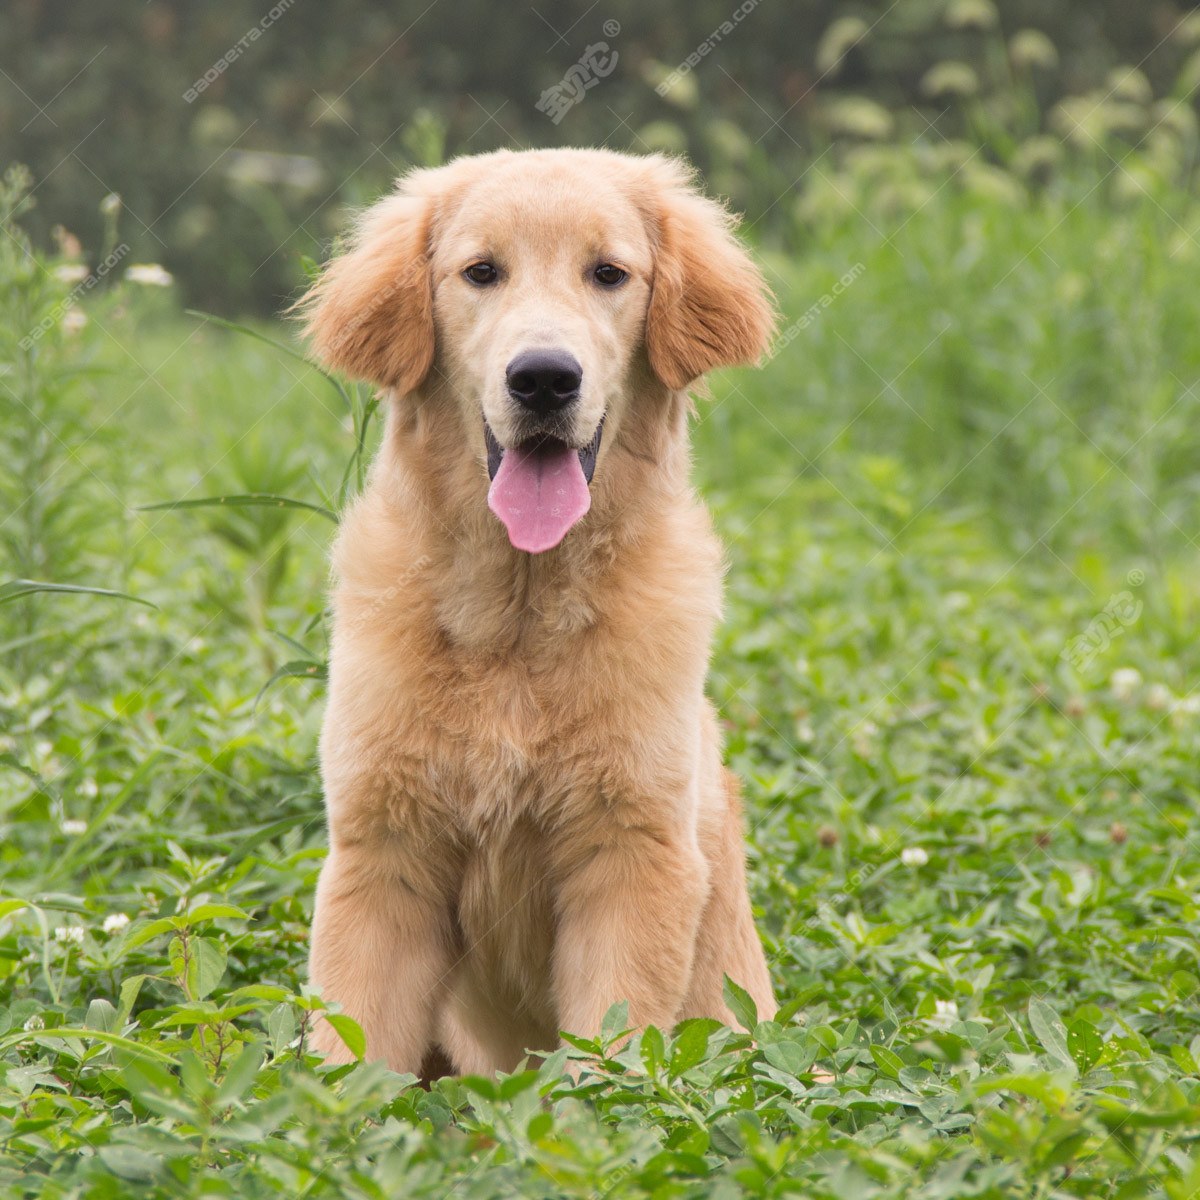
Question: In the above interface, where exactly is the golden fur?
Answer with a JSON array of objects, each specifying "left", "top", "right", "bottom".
[{"left": 300, "top": 148, "right": 777, "bottom": 1075}]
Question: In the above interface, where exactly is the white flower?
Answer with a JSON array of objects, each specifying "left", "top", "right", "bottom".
[
  {"left": 1009, "top": 28, "right": 1058, "bottom": 71},
  {"left": 54, "top": 926, "right": 84, "bottom": 945},
  {"left": 930, "top": 999, "right": 959, "bottom": 1028},
  {"left": 125, "top": 263, "right": 173, "bottom": 287},
  {"left": 54, "top": 263, "right": 90, "bottom": 284},
  {"left": 1145, "top": 683, "right": 1172, "bottom": 712},
  {"left": 1175, "top": 695, "right": 1200, "bottom": 716},
  {"left": 35, "top": 740, "right": 54, "bottom": 759},
  {"left": 946, "top": 0, "right": 998, "bottom": 31},
  {"left": 23, "top": 1014, "right": 45, "bottom": 1032},
  {"left": 102, "top": 913, "right": 130, "bottom": 935},
  {"left": 61, "top": 818, "right": 87, "bottom": 835},
  {"left": 901, "top": 846, "right": 929, "bottom": 867},
  {"left": 1111, "top": 667, "right": 1142, "bottom": 700},
  {"left": 61, "top": 307, "right": 88, "bottom": 334},
  {"left": 851, "top": 719, "right": 878, "bottom": 756},
  {"left": 79, "top": 778, "right": 99, "bottom": 798}
]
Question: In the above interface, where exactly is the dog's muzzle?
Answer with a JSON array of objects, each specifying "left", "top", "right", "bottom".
[{"left": 484, "top": 418, "right": 604, "bottom": 554}]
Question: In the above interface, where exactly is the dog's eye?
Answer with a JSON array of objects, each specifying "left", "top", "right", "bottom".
[
  {"left": 593, "top": 263, "right": 627, "bottom": 287},
  {"left": 464, "top": 262, "right": 499, "bottom": 286}
]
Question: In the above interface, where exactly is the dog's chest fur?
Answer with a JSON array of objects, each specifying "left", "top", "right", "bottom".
[{"left": 321, "top": 478, "right": 724, "bottom": 920}]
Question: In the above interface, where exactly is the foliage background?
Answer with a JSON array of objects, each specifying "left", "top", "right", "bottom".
[
  {"left": 3, "top": 0, "right": 1200, "bottom": 310},
  {"left": 3, "top": 1, "right": 1200, "bottom": 1196}
]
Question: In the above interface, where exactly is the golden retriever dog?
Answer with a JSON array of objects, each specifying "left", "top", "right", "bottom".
[{"left": 299, "top": 148, "right": 777, "bottom": 1077}]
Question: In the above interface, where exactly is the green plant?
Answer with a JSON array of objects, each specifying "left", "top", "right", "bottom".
[{"left": 3, "top": 144, "right": 1200, "bottom": 1196}]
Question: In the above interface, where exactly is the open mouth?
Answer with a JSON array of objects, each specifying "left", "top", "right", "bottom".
[{"left": 484, "top": 420, "right": 604, "bottom": 554}]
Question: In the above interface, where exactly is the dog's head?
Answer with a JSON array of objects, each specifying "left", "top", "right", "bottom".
[{"left": 300, "top": 149, "right": 775, "bottom": 552}]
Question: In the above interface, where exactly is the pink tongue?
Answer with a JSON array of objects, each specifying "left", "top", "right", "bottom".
[{"left": 488, "top": 442, "right": 591, "bottom": 553}]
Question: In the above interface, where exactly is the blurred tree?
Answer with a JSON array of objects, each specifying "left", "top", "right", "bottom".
[{"left": 1, "top": 0, "right": 1195, "bottom": 312}]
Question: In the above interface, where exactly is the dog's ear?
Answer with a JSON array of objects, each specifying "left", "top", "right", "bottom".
[
  {"left": 642, "top": 159, "right": 777, "bottom": 391},
  {"left": 297, "top": 188, "right": 435, "bottom": 393}
]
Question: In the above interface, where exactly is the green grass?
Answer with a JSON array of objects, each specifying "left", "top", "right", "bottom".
[{"left": 3, "top": 172, "right": 1200, "bottom": 1197}]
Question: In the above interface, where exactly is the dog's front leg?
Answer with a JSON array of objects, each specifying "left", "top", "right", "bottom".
[
  {"left": 308, "top": 838, "right": 453, "bottom": 1075},
  {"left": 552, "top": 828, "right": 709, "bottom": 1040}
]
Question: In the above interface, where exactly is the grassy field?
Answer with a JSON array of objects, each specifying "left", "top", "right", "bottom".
[{"left": 3, "top": 167, "right": 1200, "bottom": 1197}]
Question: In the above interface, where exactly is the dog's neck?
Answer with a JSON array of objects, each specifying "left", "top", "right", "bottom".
[{"left": 370, "top": 382, "right": 700, "bottom": 653}]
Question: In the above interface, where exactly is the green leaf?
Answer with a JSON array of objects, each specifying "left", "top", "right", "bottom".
[
  {"left": 1042, "top": 1130, "right": 1091, "bottom": 1168},
  {"left": 217, "top": 817, "right": 311, "bottom": 871},
  {"left": 975, "top": 1073, "right": 1071, "bottom": 1106},
  {"left": 179, "top": 1049, "right": 211, "bottom": 1100},
  {"left": 669, "top": 1019, "right": 715, "bottom": 1076},
  {"left": 760, "top": 1032, "right": 815, "bottom": 1076},
  {"left": 98, "top": 1145, "right": 162, "bottom": 1182},
  {"left": 0, "top": 579, "right": 156, "bottom": 608},
  {"left": 156, "top": 1003, "right": 257, "bottom": 1028},
  {"left": 1028, "top": 998, "right": 1077, "bottom": 1074},
  {"left": 138, "top": 494, "right": 338, "bottom": 523},
  {"left": 187, "top": 903, "right": 249, "bottom": 923},
  {"left": 898, "top": 1066, "right": 937, "bottom": 1093},
  {"left": 709, "top": 1116, "right": 745, "bottom": 1156},
  {"left": 1067, "top": 1019, "right": 1103, "bottom": 1073},
  {"left": 271, "top": 628, "right": 321, "bottom": 659},
  {"left": 117, "top": 975, "right": 146, "bottom": 1023},
  {"left": 0, "top": 756, "right": 41, "bottom": 787},
  {"left": 120, "top": 1060, "right": 195, "bottom": 1122},
  {"left": 1170, "top": 1043, "right": 1198, "bottom": 1074},
  {"left": 125, "top": 917, "right": 184, "bottom": 952},
  {"left": 559, "top": 1031, "right": 600, "bottom": 1054},
  {"left": 641, "top": 1024, "right": 665, "bottom": 1073},
  {"left": 536, "top": 1045, "right": 570, "bottom": 1083},
  {"left": 498, "top": 1069, "right": 540, "bottom": 1100},
  {"left": 323, "top": 1013, "right": 365, "bottom": 1059},
  {"left": 599, "top": 1000, "right": 630, "bottom": 1046},
  {"left": 85, "top": 998, "right": 119, "bottom": 1034},
  {"left": 227, "top": 984, "right": 292, "bottom": 1004},
  {"left": 1, "top": 1026, "right": 175, "bottom": 1063},
  {"left": 459, "top": 1074, "right": 498, "bottom": 1100},
  {"left": 527, "top": 1111, "right": 553, "bottom": 1141},
  {"left": 267, "top": 1003, "right": 297, "bottom": 1057},
  {"left": 870, "top": 1044, "right": 905, "bottom": 1079},
  {"left": 215, "top": 1044, "right": 264, "bottom": 1106},
  {"left": 1096, "top": 1102, "right": 1200, "bottom": 1131},
  {"left": 168, "top": 935, "right": 187, "bottom": 985},
  {"left": 254, "top": 658, "right": 328, "bottom": 709},
  {"left": 187, "top": 936, "right": 227, "bottom": 1000},
  {"left": 723, "top": 976, "right": 759, "bottom": 1032}
]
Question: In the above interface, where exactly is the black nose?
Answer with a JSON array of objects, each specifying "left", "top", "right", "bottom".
[{"left": 505, "top": 349, "right": 582, "bottom": 414}]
